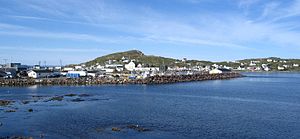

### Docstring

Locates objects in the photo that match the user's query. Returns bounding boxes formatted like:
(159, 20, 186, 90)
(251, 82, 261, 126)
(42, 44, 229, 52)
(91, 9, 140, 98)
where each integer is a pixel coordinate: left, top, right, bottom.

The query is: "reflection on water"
(27, 85, 38, 90)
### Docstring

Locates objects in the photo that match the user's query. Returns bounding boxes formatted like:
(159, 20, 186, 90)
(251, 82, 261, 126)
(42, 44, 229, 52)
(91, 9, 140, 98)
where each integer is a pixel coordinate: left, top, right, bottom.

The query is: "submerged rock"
(0, 100, 14, 106)
(49, 96, 64, 101)
(0, 136, 33, 139)
(111, 127, 121, 132)
(95, 127, 104, 133)
(22, 100, 30, 105)
(64, 94, 77, 97)
(5, 109, 16, 113)
(28, 109, 33, 112)
(78, 94, 91, 97)
(32, 95, 45, 98)
(71, 98, 84, 102)
(127, 124, 151, 132)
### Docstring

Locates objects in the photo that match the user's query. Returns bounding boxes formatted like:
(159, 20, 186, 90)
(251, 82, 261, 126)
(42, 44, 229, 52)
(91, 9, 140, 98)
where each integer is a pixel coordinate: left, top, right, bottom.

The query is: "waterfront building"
(27, 70, 54, 79)
(63, 67, 74, 71)
(67, 71, 87, 77)
(34, 65, 41, 70)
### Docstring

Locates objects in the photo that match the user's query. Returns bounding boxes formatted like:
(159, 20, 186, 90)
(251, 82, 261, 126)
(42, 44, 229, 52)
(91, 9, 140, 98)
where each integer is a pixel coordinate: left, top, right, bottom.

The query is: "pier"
(0, 73, 242, 86)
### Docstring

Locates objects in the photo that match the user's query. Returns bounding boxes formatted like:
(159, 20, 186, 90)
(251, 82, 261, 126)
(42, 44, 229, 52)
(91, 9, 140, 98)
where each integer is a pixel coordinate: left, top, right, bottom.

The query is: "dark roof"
(0, 71, 6, 76)
(217, 68, 231, 72)
(87, 70, 100, 73)
(31, 70, 53, 73)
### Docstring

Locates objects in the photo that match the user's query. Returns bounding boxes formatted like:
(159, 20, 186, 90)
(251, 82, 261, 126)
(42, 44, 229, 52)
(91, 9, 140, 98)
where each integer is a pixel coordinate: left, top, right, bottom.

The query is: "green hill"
(84, 50, 212, 67)
(80, 50, 300, 71)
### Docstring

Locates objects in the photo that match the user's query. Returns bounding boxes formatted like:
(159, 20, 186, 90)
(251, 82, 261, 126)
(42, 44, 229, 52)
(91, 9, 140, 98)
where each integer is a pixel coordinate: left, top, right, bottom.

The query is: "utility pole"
(60, 59, 62, 67)
(3, 59, 8, 67)
(3, 59, 8, 72)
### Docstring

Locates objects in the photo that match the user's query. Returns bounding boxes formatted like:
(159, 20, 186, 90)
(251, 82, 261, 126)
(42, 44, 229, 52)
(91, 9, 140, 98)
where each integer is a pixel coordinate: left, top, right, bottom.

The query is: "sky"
(0, 0, 300, 65)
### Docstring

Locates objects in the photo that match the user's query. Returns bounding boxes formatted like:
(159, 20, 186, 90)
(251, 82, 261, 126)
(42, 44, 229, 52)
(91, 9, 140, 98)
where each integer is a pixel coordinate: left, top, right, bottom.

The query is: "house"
(6, 63, 21, 68)
(278, 66, 285, 70)
(34, 65, 41, 70)
(261, 64, 270, 71)
(54, 66, 62, 70)
(283, 65, 289, 68)
(105, 64, 123, 68)
(75, 66, 83, 70)
(27, 70, 54, 78)
(103, 68, 115, 73)
(63, 67, 74, 71)
(209, 68, 231, 74)
(249, 62, 256, 66)
(67, 71, 87, 77)
(87, 71, 104, 77)
(125, 61, 136, 71)
(237, 66, 245, 71)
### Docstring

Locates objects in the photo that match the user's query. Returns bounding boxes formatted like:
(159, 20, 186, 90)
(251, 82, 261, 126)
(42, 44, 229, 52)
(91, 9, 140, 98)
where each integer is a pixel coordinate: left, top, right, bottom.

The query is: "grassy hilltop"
(84, 50, 212, 67)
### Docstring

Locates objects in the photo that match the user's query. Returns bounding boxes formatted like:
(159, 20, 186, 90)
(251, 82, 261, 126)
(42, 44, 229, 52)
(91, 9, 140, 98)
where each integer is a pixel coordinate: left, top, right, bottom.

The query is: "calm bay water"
(0, 73, 300, 139)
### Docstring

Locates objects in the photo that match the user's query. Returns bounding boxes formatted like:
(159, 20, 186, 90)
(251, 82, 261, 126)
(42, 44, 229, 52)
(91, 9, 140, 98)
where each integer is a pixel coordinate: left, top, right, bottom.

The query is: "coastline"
(0, 72, 243, 87)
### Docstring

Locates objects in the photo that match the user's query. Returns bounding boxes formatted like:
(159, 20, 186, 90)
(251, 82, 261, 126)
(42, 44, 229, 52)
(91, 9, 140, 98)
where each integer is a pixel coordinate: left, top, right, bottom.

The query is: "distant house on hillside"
(125, 61, 136, 71)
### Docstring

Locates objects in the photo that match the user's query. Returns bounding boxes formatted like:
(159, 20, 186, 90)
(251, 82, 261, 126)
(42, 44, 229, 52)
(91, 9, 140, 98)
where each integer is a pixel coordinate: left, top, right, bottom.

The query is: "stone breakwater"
(0, 73, 242, 86)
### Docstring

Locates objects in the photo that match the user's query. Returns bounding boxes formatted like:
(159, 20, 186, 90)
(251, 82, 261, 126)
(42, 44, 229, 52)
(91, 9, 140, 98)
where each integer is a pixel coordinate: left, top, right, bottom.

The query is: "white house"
(27, 70, 54, 78)
(293, 64, 299, 67)
(87, 71, 98, 77)
(277, 66, 285, 70)
(63, 67, 74, 71)
(209, 68, 231, 74)
(96, 65, 105, 69)
(75, 66, 83, 70)
(103, 68, 115, 73)
(105, 64, 123, 68)
(125, 61, 136, 71)
(54, 66, 62, 70)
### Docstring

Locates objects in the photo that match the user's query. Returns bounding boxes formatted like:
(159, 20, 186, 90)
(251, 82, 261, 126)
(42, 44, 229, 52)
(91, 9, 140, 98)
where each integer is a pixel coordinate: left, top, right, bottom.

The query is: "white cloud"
(0, 46, 108, 53)
(1, 0, 300, 52)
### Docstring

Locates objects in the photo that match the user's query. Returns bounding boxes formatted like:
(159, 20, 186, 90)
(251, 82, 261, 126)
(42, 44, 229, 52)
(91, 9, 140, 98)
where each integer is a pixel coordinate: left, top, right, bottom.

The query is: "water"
(0, 73, 300, 139)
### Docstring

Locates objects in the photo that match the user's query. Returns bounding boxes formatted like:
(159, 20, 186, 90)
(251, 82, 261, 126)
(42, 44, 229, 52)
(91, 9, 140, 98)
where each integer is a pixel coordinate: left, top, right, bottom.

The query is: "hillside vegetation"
(83, 50, 300, 71)
(84, 50, 212, 67)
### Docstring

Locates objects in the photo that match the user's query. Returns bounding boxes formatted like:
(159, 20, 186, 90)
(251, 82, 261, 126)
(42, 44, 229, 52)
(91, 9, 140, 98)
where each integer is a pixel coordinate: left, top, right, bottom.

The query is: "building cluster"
(0, 57, 232, 79)
(232, 59, 300, 71)
(1, 57, 299, 79)
(211, 58, 300, 72)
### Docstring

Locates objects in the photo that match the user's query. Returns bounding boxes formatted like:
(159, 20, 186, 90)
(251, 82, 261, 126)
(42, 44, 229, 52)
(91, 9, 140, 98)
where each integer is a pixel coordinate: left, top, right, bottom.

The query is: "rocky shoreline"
(0, 72, 243, 86)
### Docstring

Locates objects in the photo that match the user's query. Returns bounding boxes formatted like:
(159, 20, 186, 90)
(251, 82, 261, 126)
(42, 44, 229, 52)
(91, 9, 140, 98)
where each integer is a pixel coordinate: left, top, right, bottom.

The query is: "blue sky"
(0, 0, 300, 65)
